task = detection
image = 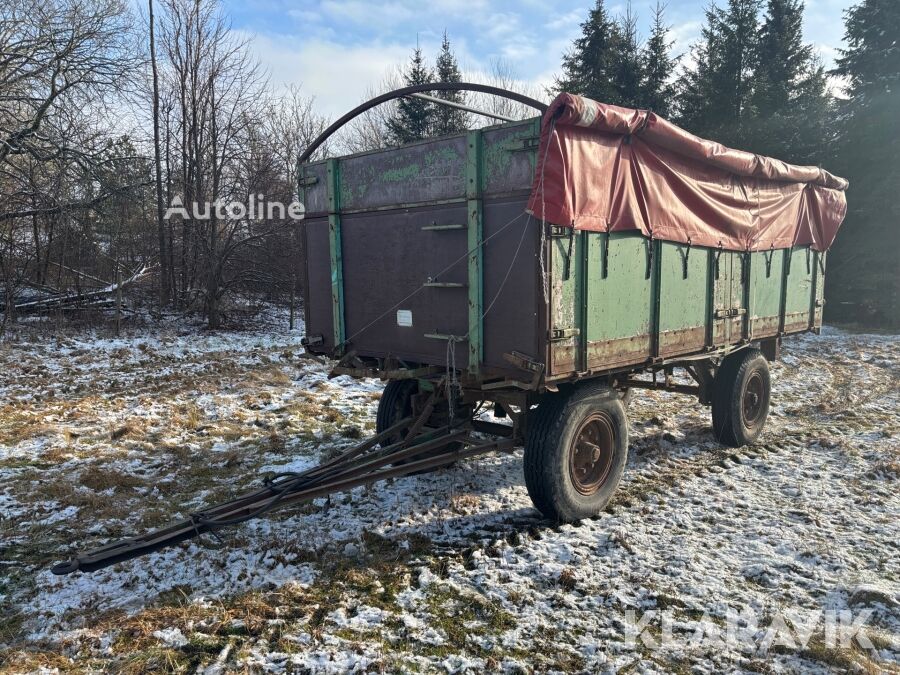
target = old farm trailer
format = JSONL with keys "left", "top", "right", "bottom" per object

{"left": 53, "top": 85, "right": 847, "bottom": 574}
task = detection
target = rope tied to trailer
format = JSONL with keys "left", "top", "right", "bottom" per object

{"left": 537, "top": 117, "right": 557, "bottom": 305}
{"left": 446, "top": 336, "right": 461, "bottom": 424}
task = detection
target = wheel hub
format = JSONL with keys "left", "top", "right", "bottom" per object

{"left": 742, "top": 371, "right": 765, "bottom": 425}
{"left": 569, "top": 412, "right": 615, "bottom": 495}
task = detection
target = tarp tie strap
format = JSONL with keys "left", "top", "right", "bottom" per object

{"left": 602, "top": 222, "right": 611, "bottom": 279}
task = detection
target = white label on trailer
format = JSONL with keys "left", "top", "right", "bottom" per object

{"left": 397, "top": 309, "right": 413, "bottom": 327}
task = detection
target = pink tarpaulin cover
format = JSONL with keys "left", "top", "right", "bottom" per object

{"left": 526, "top": 93, "right": 848, "bottom": 252}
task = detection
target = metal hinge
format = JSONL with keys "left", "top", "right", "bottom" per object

{"left": 424, "top": 280, "right": 466, "bottom": 288}
{"left": 301, "top": 334, "right": 324, "bottom": 347}
{"left": 502, "top": 136, "right": 540, "bottom": 152}
{"left": 421, "top": 222, "right": 466, "bottom": 231}
{"left": 503, "top": 350, "right": 544, "bottom": 373}
{"left": 549, "top": 327, "right": 580, "bottom": 341}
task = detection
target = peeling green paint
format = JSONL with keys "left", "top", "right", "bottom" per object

{"left": 380, "top": 162, "right": 423, "bottom": 183}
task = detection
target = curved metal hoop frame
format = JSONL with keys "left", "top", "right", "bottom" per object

{"left": 297, "top": 82, "right": 548, "bottom": 165}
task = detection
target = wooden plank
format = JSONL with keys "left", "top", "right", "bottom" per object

{"left": 466, "top": 130, "right": 484, "bottom": 375}
{"left": 326, "top": 158, "right": 345, "bottom": 351}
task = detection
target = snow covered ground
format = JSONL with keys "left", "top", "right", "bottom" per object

{"left": 0, "top": 313, "right": 897, "bottom": 673}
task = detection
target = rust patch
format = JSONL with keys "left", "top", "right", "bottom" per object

{"left": 658, "top": 326, "right": 706, "bottom": 358}
{"left": 586, "top": 335, "right": 652, "bottom": 371}
{"left": 750, "top": 315, "right": 780, "bottom": 338}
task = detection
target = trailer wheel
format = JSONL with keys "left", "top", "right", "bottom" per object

{"left": 524, "top": 386, "right": 628, "bottom": 522}
{"left": 375, "top": 379, "right": 417, "bottom": 444}
{"left": 376, "top": 380, "right": 461, "bottom": 469}
{"left": 711, "top": 348, "right": 771, "bottom": 447}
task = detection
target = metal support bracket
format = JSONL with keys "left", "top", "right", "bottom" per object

{"left": 764, "top": 247, "right": 775, "bottom": 278}
{"left": 681, "top": 238, "right": 692, "bottom": 279}
{"left": 421, "top": 222, "right": 466, "bottom": 231}
{"left": 601, "top": 226, "right": 611, "bottom": 279}
{"left": 562, "top": 227, "right": 575, "bottom": 281}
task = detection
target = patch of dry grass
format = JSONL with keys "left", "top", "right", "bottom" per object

{"left": 78, "top": 465, "right": 147, "bottom": 492}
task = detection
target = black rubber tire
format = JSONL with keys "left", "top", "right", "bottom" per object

{"left": 524, "top": 384, "right": 629, "bottom": 522}
{"left": 375, "top": 379, "right": 417, "bottom": 443}
{"left": 711, "top": 348, "right": 771, "bottom": 447}
{"left": 376, "top": 380, "right": 460, "bottom": 471}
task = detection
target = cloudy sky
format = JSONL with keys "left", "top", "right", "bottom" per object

{"left": 221, "top": 0, "right": 856, "bottom": 117}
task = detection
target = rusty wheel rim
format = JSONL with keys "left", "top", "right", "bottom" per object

{"left": 742, "top": 371, "right": 765, "bottom": 425}
{"left": 569, "top": 412, "right": 615, "bottom": 496}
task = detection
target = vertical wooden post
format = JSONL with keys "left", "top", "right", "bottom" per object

{"left": 466, "top": 130, "right": 483, "bottom": 376}
{"left": 326, "top": 158, "right": 345, "bottom": 353}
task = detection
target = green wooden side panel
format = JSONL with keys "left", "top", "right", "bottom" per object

{"left": 585, "top": 232, "right": 653, "bottom": 341}
{"left": 784, "top": 246, "right": 814, "bottom": 330}
{"left": 546, "top": 235, "right": 823, "bottom": 378}
{"left": 748, "top": 249, "right": 784, "bottom": 337}
{"left": 549, "top": 231, "right": 653, "bottom": 375}
{"left": 657, "top": 241, "right": 709, "bottom": 356}
{"left": 811, "top": 251, "right": 826, "bottom": 329}
{"left": 326, "top": 158, "right": 345, "bottom": 351}
{"left": 548, "top": 232, "right": 582, "bottom": 374}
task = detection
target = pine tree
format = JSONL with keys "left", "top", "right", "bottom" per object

{"left": 746, "top": 0, "right": 833, "bottom": 165}
{"left": 752, "top": 0, "right": 811, "bottom": 111}
{"left": 387, "top": 45, "right": 434, "bottom": 145}
{"left": 642, "top": 2, "right": 678, "bottom": 117}
{"left": 826, "top": 0, "right": 900, "bottom": 327}
{"left": 433, "top": 31, "right": 468, "bottom": 136}
{"left": 610, "top": 4, "right": 645, "bottom": 107}
{"left": 555, "top": 0, "right": 623, "bottom": 103}
{"left": 677, "top": 0, "right": 761, "bottom": 144}
{"left": 677, "top": 5, "right": 725, "bottom": 134}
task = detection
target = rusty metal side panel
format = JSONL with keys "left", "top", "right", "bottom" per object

{"left": 301, "top": 163, "right": 329, "bottom": 216}
{"left": 481, "top": 198, "right": 540, "bottom": 374}
{"left": 339, "top": 204, "right": 469, "bottom": 366}
{"left": 338, "top": 138, "right": 467, "bottom": 211}
{"left": 303, "top": 217, "right": 335, "bottom": 352}
{"left": 481, "top": 119, "right": 540, "bottom": 195}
